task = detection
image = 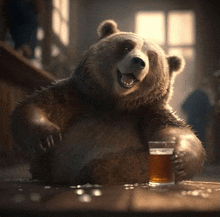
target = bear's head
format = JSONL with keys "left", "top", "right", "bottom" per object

{"left": 74, "top": 20, "right": 185, "bottom": 110}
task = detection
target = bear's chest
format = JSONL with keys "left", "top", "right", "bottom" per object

{"left": 62, "top": 113, "right": 143, "bottom": 151}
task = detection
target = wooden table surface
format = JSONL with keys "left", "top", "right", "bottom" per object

{"left": 0, "top": 180, "right": 219, "bottom": 216}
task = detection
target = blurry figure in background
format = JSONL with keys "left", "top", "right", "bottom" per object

{"left": 209, "top": 71, "right": 220, "bottom": 163}
{"left": 182, "top": 77, "right": 214, "bottom": 149}
{"left": 2, "top": 0, "right": 43, "bottom": 59}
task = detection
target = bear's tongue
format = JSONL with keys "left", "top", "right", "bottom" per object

{"left": 121, "top": 74, "right": 135, "bottom": 87}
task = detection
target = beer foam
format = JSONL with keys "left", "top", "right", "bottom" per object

{"left": 150, "top": 148, "right": 174, "bottom": 155}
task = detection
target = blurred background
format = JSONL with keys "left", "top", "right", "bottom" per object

{"left": 1, "top": 0, "right": 220, "bottom": 170}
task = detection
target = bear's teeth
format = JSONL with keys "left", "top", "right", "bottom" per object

{"left": 121, "top": 75, "right": 135, "bottom": 86}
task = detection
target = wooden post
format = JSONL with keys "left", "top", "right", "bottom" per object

{"left": 41, "top": 0, "right": 52, "bottom": 70}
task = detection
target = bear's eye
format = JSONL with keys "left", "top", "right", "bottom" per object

{"left": 149, "top": 58, "right": 154, "bottom": 65}
{"left": 148, "top": 51, "right": 157, "bottom": 66}
{"left": 121, "top": 40, "right": 135, "bottom": 54}
{"left": 124, "top": 47, "right": 130, "bottom": 52}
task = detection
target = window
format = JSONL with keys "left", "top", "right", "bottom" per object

{"left": 135, "top": 12, "right": 165, "bottom": 45}
{"left": 135, "top": 11, "right": 195, "bottom": 120}
{"left": 32, "top": 27, "right": 44, "bottom": 68}
{"left": 31, "top": 1, "right": 70, "bottom": 69}
{"left": 52, "top": 0, "right": 69, "bottom": 46}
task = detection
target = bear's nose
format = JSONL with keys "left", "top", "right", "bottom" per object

{"left": 132, "top": 57, "right": 146, "bottom": 69}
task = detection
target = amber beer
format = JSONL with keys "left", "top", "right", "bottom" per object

{"left": 148, "top": 141, "right": 175, "bottom": 186}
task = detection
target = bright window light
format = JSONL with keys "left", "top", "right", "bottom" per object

{"left": 168, "top": 11, "right": 195, "bottom": 45}
{"left": 52, "top": 0, "right": 69, "bottom": 45}
{"left": 135, "top": 11, "right": 165, "bottom": 45}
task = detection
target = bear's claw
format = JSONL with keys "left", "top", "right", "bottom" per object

{"left": 171, "top": 151, "right": 187, "bottom": 178}
{"left": 59, "top": 133, "right": 63, "bottom": 141}
{"left": 39, "top": 133, "right": 63, "bottom": 151}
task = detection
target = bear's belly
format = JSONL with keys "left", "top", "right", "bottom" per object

{"left": 51, "top": 114, "right": 149, "bottom": 184}
{"left": 63, "top": 114, "right": 142, "bottom": 153}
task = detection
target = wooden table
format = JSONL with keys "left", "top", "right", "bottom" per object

{"left": 0, "top": 180, "right": 219, "bottom": 216}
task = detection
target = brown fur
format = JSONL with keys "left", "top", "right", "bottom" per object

{"left": 11, "top": 20, "right": 205, "bottom": 185}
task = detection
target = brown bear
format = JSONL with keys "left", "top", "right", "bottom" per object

{"left": 11, "top": 20, "right": 205, "bottom": 185}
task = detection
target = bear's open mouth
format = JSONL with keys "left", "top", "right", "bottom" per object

{"left": 117, "top": 69, "right": 138, "bottom": 89}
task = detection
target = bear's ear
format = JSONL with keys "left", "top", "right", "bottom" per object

{"left": 97, "top": 20, "right": 119, "bottom": 40}
{"left": 167, "top": 56, "right": 185, "bottom": 74}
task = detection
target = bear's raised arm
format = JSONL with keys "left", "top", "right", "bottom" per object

{"left": 11, "top": 79, "right": 85, "bottom": 152}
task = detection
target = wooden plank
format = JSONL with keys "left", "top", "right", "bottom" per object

{"left": 0, "top": 181, "right": 219, "bottom": 216}
{"left": 41, "top": 0, "right": 52, "bottom": 69}
{"left": 0, "top": 182, "right": 131, "bottom": 213}
{"left": 0, "top": 41, "right": 55, "bottom": 92}
{"left": 130, "top": 181, "right": 220, "bottom": 212}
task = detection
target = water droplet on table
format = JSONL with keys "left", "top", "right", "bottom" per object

{"left": 125, "top": 186, "right": 134, "bottom": 190}
{"left": 181, "top": 191, "right": 187, "bottom": 195}
{"left": 78, "top": 194, "right": 92, "bottom": 203}
{"left": 191, "top": 190, "right": 199, "bottom": 196}
{"left": 30, "top": 193, "right": 41, "bottom": 202}
{"left": 91, "top": 189, "right": 102, "bottom": 196}
{"left": 12, "top": 194, "right": 25, "bottom": 203}
{"left": 201, "top": 193, "right": 209, "bottom": 198}
{"left": 75, "top": 189, "right": 84, "bottom": 195}
{"left": 124, "top": 184, "right": 133, "bottom": 187}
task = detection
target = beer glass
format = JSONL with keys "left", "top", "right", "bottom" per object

{"left": 148, "top": 141, "right": 175, "bottom": 186}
